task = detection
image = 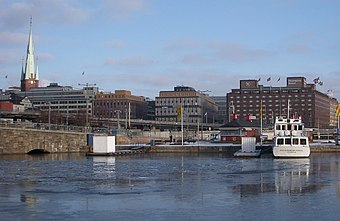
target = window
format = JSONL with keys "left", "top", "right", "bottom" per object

{"left": 285, "top": 138, "right": 291, "bottom": 145}
{"left": 277, "top": 138, "right": 284, "bottom": 145}
{"left": 293, "top": 138, "right": 299, "bottom": 145}
{"left": 300, "top": 139, "right": 307, "bottom": 145}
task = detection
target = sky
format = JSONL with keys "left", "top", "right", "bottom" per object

{"left": 0, "top": 0, "right": 340, "bottom": 100}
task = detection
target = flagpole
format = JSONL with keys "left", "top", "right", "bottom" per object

{"left": 181, "top": 103, "right": 184, "bottom": 146}
{"left": 336, "top": 103, "right": 340, "bottom": 146}
{"left": 260, "top": 99, "right": 263, "bottom": 146}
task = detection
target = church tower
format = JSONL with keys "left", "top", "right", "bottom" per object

{"left": 21, "top": 18, "right": 39, "bottom": 91}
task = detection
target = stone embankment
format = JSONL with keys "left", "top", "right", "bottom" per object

{"left": 0, "top": 127, "right": 87, "bottom": 154}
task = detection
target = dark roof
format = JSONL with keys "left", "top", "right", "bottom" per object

{"left": 220, "top": 119, "right": 260, "bottom": 129}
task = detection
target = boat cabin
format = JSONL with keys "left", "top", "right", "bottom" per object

{"left": 274, "top": 117, "right": 305, "bottom": 137}
{"left": 274, "top": 137, "right": 309, "bottom": 146}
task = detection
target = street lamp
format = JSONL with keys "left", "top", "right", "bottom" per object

{"left": 114, "top": 110, "right": 121, "bottom": 130}
{"left": 43, "top": 101, "right": 51, "bottom": 130}
{"left": 48, "top": 102, "right": 51, "bottom": 130}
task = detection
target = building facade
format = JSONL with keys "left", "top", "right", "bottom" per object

{"left": 226, "top": 77, "right": 338, "bottom": 128}
{"left": 12, "top": 83, "right": 98, "bottom": 125}
{"left": 155, "top": 86, "right": 218, "bottom": 124}
{"left": 211, "top": 96, "right": 227, "bottom": 124}
{"left": 93, "top": 90, "right": 148, "bottom": 120}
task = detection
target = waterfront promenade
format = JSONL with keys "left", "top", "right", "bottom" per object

{"left": 1, "top": 122, "right": 339, "bottom": 155}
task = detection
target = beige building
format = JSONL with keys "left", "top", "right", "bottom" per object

{"left": 155, "top": 86, "right": 218, "bottom": 123}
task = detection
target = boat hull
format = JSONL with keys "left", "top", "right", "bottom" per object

{"left": 273, "top": 145, "right": 310, "bottom": 158}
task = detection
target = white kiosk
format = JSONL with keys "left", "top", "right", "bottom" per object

{"left": 93, "top": 136, "right": 116, "bottom": 154}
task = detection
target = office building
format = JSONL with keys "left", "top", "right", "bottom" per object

{"left": 211, "top": 96, "right": 227, "bottom": 124}
{"left": 226, "top": 77, "right": 338, "bottom": 128}
{"left": 155, "top": 86, "right": 218, "bottom": 123}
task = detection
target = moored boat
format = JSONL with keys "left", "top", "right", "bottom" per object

{"left": 272, "top": 116, "right": 310, "bottom": 158}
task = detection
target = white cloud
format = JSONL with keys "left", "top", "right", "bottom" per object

{"left": 104, "top": 56, "right": 153, "bottom": 66}
{"left": 36, "top": 52, "right": 55, "bottom": 62}
{"left": 0, "top": 0, "right": 91, "bottom": 30}
{"left": 165, "top": 39, "right": 274, "bottom": 64}
{"left": 287, "top": 44, "right": 313, "bottom": 54}
{"left": 163, "top": 38, "right": 205, "bottom": 52}
{"left": 101, "top": 0, "right": 149, "bottom": 19}
{"left": 0, "top": 50, "right": 21, "bottom": 65}
{"left": 106, "top": 39, "right": 126, "bottom": 48}
{"left": 0, "top": 32, "right": 27, "bottom": 45}
{"left": 212, "top": 42, "right": 274, "bottom": 63}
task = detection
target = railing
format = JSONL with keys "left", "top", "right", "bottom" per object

{"left": 0, "top": 121, "right": 89, "bottom": 133}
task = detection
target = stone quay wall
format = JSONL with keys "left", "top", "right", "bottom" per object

{"left": 0, "top": 127, "right": 88, "bottom": 154}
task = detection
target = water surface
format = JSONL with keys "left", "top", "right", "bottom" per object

{"left": 0, "top": 153, "right": 339, "bottom": 221}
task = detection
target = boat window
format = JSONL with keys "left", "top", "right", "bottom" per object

{"left": 285, "top": 138, "right": 291, "bottom": 145}
{"left": 294, "top": 125, "right": 298, "bottom": 130}
{"left": 277, "top": 138, "right": 284, "bottom": 145}
{"left": 276, "top": 125, "right": 280, "bottom": 130}
{"left": 287, "top": 124, "right": 292, "bottom": 130}
{"left": 293, "top": 138, "right": 299, "bottom": 145}
{"left": 282, "top": 125, "right": 286, "bottom": 130}
{"left": 300, "top": 139, "right": 307, "bottom": 145}
{"left": 298, "top": 125, "right": 303, "bottom": 130}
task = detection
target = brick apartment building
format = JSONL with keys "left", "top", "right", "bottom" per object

{"left": 226, "top": 77, "right": 338, "bottom": 128}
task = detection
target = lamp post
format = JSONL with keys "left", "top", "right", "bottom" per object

{"left": 202, "top": 112, "right": 207, "bottom": 140}
{"left": 114, "top": 110, "right": 121, "bottom": 130}
{"left": 48, "top": 102, "right": 51, "bottom": 130}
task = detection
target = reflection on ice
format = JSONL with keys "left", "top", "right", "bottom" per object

{"left": 274, "top": 158, "right": 311, "bottom": 194}
{"left": 231, "top": 158, "right": 321, "bottom": 197}
{"left": 91, "top": 156, "right": 116, "bottom": 174}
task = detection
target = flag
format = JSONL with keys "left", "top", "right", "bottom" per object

{"left": 267, "top": 77, "right": 271, "bottom": 82}
{"left": 336, "top": 103, "right": 340, "bottom": 117}
{"left": 258, "top": 78, "right": 261, "bottom": 82}
{"left": 177, "top": 104, "right": 182, "bottom": 119}
{"left": 318, "top": 81, "right": 323, "bottom": 86}
{"left": 82, "top": 72, "right": 85, "bottom": 75}
{"left": 313, "top": 77, "right": 320, "bottom": 84}
{"left": 5, "top": 75, "right": 7, "bottom": 78}
{"left": 277, "top": 77, "right": 280, "bottom": 82}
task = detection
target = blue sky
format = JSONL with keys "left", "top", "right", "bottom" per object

{"left": 0, "top": 0, "right": 339, "bottom": 100}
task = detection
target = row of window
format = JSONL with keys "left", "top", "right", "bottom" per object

{"left": 156, "top": 98, "right": 199, "bottom": 105}
{"left": 33, "top": 100, "right": 87, "bottom": 105}
{"left": 236, "top": 89, "right": 312, "bottom": 94}
{"left": 276, "top": 124, "right": 303, "bottom": 131}
{"left": 276, "top": 138, "right": 307, "bottom": 145}
{"left": 156, "top": 117, "right": 199, "bottom": 123}
{"left": 230, "top": 95, "right": 313, "bottom": 99}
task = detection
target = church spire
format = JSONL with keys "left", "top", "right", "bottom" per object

{"left": 21, "top": 17, "right": 39, "bottom": 91}
{"left": 24, "top": 16, "right": 35, "bottom": 80}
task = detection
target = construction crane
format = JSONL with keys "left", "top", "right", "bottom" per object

{"left": 78, "top": 83, "right": 96, "bottom": 87}
{"left": 198, "top": 90, "right": 211, "bottom": 96}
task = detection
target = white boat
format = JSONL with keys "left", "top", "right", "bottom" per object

{"left": 272, "top": 116, "right": 310, "bottom": 158}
